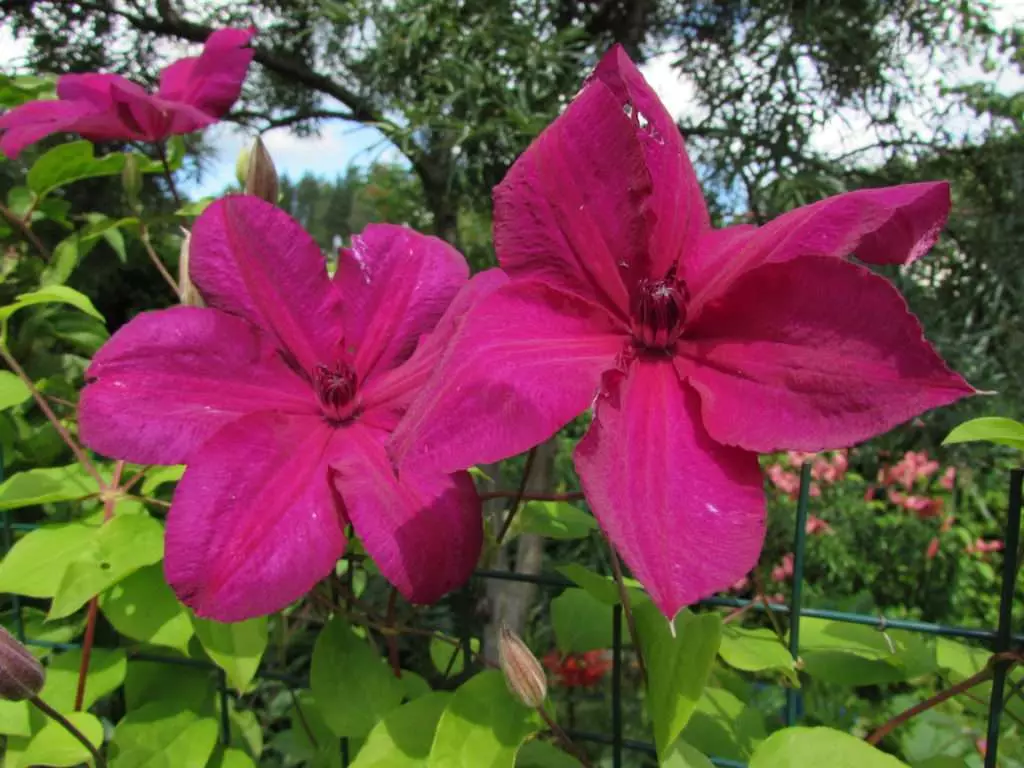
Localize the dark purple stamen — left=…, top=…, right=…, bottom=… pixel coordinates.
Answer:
left=630, top=278, right=688, bottom=350
left=313, top=362, right=358, bottom=421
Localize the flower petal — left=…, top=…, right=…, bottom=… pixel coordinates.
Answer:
left=0, top=99, right=97, bottom=158
left=165, top=412, right=346, bottom=621
left=680, top=255, right=974, bottom=452
left=157, top=27, right=255, bottom=117
left=79, top=306, right=314, bottom=465
left=688, top=182, right=950, bottom=315
left=390, top=280, right=624, bottom=473
left=189, top=196, right=345, bottom=372
left=332, top=427, right=481, bottom=603
left=493, top=65, right=655, bottom=318
left=574, top=359, right=765, bottom=620
left=594, top=45, right=709, bottom=281
left=334, top=224, right=468, bottom=381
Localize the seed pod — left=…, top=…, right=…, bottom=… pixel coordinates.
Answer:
left=122, top=152, right=143, bottom=210
left=244, top=137, right=279, bottom=204
left=497, top=623, right=547, bottom=708
left=178, top=228, right=205, bottom=308
left=0, top=626, right=44, bottom=701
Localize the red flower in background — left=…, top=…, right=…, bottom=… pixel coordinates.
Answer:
left=543, top=650, right=612, bottom=688
left=0, top=28, right=255, bottom=158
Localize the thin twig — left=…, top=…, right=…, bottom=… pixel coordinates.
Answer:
left=537, top=705, right=592, bottom=767
left=608, top=547, right=647, bottom=684
left=0, top=203, right=50, bottom=261
left=139, top=222, right=181, bottom=298
left=495, top=447, right=538, bottom=544
left=288, top=687, right=319, bottom=750
left=30, top=694, right=107, bottom=766
left=0, top=345, right=105, bottom=488
left=155, top=141, right=183, bottom=210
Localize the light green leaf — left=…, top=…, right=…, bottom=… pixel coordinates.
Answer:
left=100, top=564, right=193, bottom=653
left=352, top=692, right=450, bottom=767
left=661, top=739, right=716, bottom=768
left=110, top=700, right=218, bottom=768
left=944, top=417, right=1024, bottom=450
left=551, top=589, right=614, bottom=653
left=17, top=712, right=103, bottom=768
left=429, top=636, right=479, bottom=677
left=40, top=648, right=126, bottom=711
left=0, top=700, right=32, bottom=737
left=749, top=726, right=908, bottom=768
left=554, top=564, right=647, bottom=606
left=28, top=141, right=126, bottom=199
left=428, top=670, right=541, bottom=768
left=0, top=371, right=30, bottom=410
left=208, top=747, right=257, bottom=768
left=681, top=686, right=767, bottom=761
left=140, top=465, right=185, bottom=496
left=401, top=670, right=433, bottom=700
left=193, top=616, right=268, bottom=692
left=0, top=285, right=104, bottom=342
left=507, top=502, right=598, bottom=540
left=637, top=604, right=722, bottom=758
left=0, top=464, right=100, bottom=511
left=516, top=740, right=582, bottom=767
left=311, top=616, right=404, bottom=738
left=718, top=626, right=798, bottom=684
left=0, top=522, right=95, bottom=597
left=50, top=513, right=165, bottom=619
left=0, top=608, right=84, bottom=660
left=228, top=704, right=263, bottom=759
left=799, top=619, right=937, bottom=686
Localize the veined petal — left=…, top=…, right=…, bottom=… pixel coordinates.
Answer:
left=494, top=66, right=654, bottom=318
left=688, top=182, right=950, bottom=316
left=680, top=255, right=974, bottom=453
left=594, top=45, right=709, bottom=281
left=390, top=280, right=624, bottom=474
left=0, top=99, right=97, bottom=158
left=157, top=27, right=255, bottom=117
left=80, top=306, right=314, bottom=465
left=335, top=224, right=468, bottom=381
left=575, top=360, right=765, bottom=620
left=189, top=196, right=345, bottom=372
left=332, top=427, right=481, bottom=603
left=165, top=412, right=346, bottom=621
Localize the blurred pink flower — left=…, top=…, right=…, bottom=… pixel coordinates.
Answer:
left=771, top=553, right=794, bottom=583
left=889, top=490, right=944, bottom=518
left=939, top=466, right=957, bottom=490
left=805, top=515, right=834, bottom=535
left=967, top=539, right=1004, bottom=555
left=786, top=450, right=817, bottom=467
left=925, top=537, right=940, bottom=560
left=0, top=28, right=255, bottom=158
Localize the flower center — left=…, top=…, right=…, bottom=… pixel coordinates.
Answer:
left=630, top=278, right=688, bottom=350
left=312, top=361, right=358, bottom=422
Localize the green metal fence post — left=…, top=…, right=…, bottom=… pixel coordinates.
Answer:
left=785, top=462, right=812, bottom=725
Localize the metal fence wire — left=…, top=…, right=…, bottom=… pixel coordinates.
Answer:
left=2, top=463, right=1021, bottom=768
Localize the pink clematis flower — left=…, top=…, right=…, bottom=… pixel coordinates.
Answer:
left=0, top=28, right=255, bottom=158
left=79, top=196, right=485, bottom=621
left=391, top=46, right=973, bottom=620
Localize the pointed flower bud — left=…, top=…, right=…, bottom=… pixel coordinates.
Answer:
left=234, top=144, right=251, bottom=188
left=0, top=626, right=44, bottom=701
left=178, top=228, right=205, bottom=308
left=122, top=152, right=143, bottom=210
left=244, top=137, right=278, bottom=204
left=498, top=623, right=547, bottom=708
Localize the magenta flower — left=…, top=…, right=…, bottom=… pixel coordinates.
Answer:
left=0, top=28, right=255, bottom=158
left=79, top=196, right=485, bottom=621
left=392, top=46, right=974, bottom=620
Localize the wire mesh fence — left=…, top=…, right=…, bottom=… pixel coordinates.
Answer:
left=2, top=463, right=1021, bottom=767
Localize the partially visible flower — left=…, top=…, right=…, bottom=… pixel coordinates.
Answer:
left=729, top=575, right=751, bottom=593
left=0, top=28, right=256, bottom=158
left=889, top=491, right=944, bottom=518
left=244, top=136, right=278, bottom=204
left=542, top=649, right=612, bottom=688
left=0, top=627, right=44, bottom=701
left=811, top=450, right=848, bottom=484
left=805, top=515, right=834, bottom=535
left=967, top=538, right=1004, bottom=555
left=883, top=450, right=941, bottom=489
left=786, top=450, right=817, bottom=467
left=767, top=463, right=799, bottom=495
left=771, top=553, right=794, bottom=583
left=939, top=466, right=957, bottom=491
left=80, top=196, right=487, bottom=621
left=925, top=537, right=940, bottom=560
left=499, top=625, right=547, bottom=707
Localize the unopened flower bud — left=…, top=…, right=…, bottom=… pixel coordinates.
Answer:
left=0, top=626, right=44, bottom=701
left=178, top=228, right=205, bottom=308
left=244, top=137, right=278, bottom=204
left=234, top=145, right=251, bottom=188
left=122, top=152, right=143, bottom=210
left=498, top=624, right=547, bottom=708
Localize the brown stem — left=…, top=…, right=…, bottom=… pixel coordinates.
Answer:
left=139, top=223, right=181, bottom=298
left=0, top=203, right=50, bottom=261
left=537, top=705, right=592, bottom=768
left=30, top=694, right=107, bottom=766
left=155, top=141, right=183, bottom=210
left=0, top=345, right=104, bottom=488
left=608, top=546, right=647, bottom=684
left=478, top=491, right=586, bottom=502
left=495, top=447, right=538, bottom=544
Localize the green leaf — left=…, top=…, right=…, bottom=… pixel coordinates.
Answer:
left=100, top=564, right=193, bottom=653
left=1, top=608, right=84, bottom=660
left=749, top=726, right=908, bottom=767
left=554, top=564, right=646, bottom=606
left=0, top=522, right=95, bottom=597
left=17, top=712, right=103, bottom=768
left=637, top=604, right=722, bottom=758
left=428, top=670, right=541, bottom=768
left=0, top=464, right=100, bottom=511
left=193, top=616, right=268, bottom=692
left=311, top=616, right=404, bottom=738
left=208, top=747, right=257, bottom=768
left=109, top=700, right=219, bottom=768
left=507, top=502, right=598, bottom=540
left=516, top=740, right=582, bottom=767
left=429, top=636, right=480, bottom=677
left=0, top=700, right=32, bottom=737
left=943, top=417, right=1024, bottom=450
left=799, top=619, right=937, bottom=686
left=718, top=626, right=798, bottom=684
left=0, top=371, right=30, bottom=410
left=50, top=513, right=165, bottom=619
left=124, top=660, right=214, bottom=713
left=551, top=589, right=614, bottom=653
left=661, top=740, right=716, bottom=768
left=40, top=648, right=126, bottom=711
left=352, top=692, right=450, bottom=767
left=681, top=686, right=767, bottom=761
left=28, top=141, right=126, bottom=199
left=401, top=670, right=433, bottom=700
left=0, top=285, right=104, bottom=342
left=140, top=465, right=186, bottom=496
